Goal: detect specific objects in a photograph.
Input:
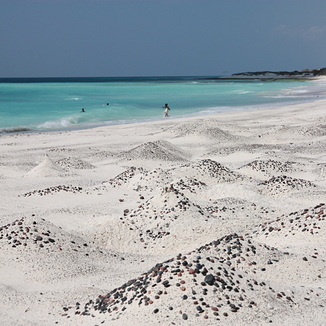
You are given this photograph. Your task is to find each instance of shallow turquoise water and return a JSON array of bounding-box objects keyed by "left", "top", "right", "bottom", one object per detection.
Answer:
[{"left": 0, "top": 76, "right": 324, "bottom": 132}]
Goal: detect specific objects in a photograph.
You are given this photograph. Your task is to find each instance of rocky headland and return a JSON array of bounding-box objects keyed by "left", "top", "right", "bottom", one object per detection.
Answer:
[{"left": 224, "top": 67, "right": 326, "bottom": 79}]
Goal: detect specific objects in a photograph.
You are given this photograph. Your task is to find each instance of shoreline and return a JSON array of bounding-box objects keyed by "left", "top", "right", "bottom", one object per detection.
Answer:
[{"left": 0, "top": 98, "right": 325, "bottom": 325}]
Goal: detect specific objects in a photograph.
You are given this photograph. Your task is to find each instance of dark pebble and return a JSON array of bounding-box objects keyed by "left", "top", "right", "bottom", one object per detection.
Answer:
[{"left": 204, "top": 274, "right": 215, "bottom": 285}]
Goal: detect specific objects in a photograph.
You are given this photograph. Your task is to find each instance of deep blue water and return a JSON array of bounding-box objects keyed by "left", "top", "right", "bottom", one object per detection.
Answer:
[{"left": 0, "top": 76, "right": 325, "bottom": 133}]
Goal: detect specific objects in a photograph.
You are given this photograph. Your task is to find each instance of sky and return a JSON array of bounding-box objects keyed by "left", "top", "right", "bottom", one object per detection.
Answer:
[{"left": 1, "top": 0, "right": 326, "bottom": 77}]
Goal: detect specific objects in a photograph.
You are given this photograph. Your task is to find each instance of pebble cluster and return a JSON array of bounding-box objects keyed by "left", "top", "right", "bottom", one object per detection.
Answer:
[
  {"left": 209, "top": 144, "right": 276, "bottom": 156},
  {"left": 119, "top": 183, "right": 208, "bottom": 250},
  {"left": 0, "top": 216, "right": 88, "bottom": 251},
  {"left": 172, "top": 177, "right": 207, "bottom": 194},
  {"left": 176, "top": 159, "right": 243, "bottom": 184},
  {"left": 258, "top": 175, "right": 317, "bottom": 195},
  {"left": 55, "top": 157, "right": 95, "bottom": 170},
  {"left": 241, "top": 159, "right": 296, "bottom": 176},
  {"left": 106, "top": 166, "right": 145, "bottom": 188},
  {"left": 48, "top": 148, "right": 75, "bottom": 153},
  {"left": 99, "top": 159, "right": 242, "bottom": 194},
  {"left": 131, "top": 168, "right": 172, "bottom": 192},
  {"left": 19, "top": 185, "right": 83, "bottom": 197},
  {"left": 253, "top": 203, "right": 325, "bottom": 238},
  {"left": 203, "top": 201, "right": 275, "bottom": 219}
]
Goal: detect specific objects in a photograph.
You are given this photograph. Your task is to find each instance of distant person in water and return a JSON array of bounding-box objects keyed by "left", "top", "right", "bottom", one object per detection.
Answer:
[
  {"left": 163, "top": 103, "right": 170, "bottom": 117},
  {"left": 107, "top": 103, "right": 109, "bottom": 105},
  {"left": 80, "top": 108, "right": 85, "bottom": 113}
]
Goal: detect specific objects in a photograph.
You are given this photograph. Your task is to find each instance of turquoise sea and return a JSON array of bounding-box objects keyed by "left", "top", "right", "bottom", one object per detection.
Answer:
[{"left": 0, "top": 76, "right": 325, "bottom": 133}]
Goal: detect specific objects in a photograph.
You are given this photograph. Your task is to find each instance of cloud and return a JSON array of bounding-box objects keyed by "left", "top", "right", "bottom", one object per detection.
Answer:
[{"left": 274, "top": 24, "right": 326, "bottom": 40}]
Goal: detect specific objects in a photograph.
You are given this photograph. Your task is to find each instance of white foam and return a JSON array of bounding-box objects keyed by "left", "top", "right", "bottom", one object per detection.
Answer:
[
  {"left": 37, "top": 116, "right": 79, "bottom": 129},
  {"left": 66, "top": 97, "right": 83, "bottom": 101},
  {"left": 237, "top": 90, "right": 255, "bottom": 94}
]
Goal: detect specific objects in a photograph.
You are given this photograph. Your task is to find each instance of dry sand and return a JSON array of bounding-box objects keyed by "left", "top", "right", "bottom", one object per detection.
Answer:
[{"left": 0, "top": 98, "right": 325, "bottom": 326}]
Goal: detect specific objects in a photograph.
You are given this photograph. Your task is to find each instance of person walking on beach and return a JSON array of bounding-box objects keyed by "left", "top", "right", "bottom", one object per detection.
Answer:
[{"left": 163, "top": 103, "right": 170, "bottom": 117}]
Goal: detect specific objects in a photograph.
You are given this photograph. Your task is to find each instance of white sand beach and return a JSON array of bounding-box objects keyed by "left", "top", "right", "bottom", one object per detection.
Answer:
[{"left": 0, "top": 97, "right": 325, "bottom": 326}]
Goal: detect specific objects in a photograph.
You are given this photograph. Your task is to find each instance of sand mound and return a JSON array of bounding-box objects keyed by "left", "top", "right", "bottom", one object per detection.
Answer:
[
  {"left": 203, "top": 197, "right": 279, "bottom": 220},
  {"left": 0, "top": 215, "right": 121, "bottom": 282},
  {"left": 249, "top": 203, "right": 326, "bottom": 291},
  {"left": 252, "top": 203, "right": 325, "bottom": 245},
  {"left": 258, "top": 175, "right": 317, "bottom": 196},
  {"left": 120, "top": 140, "right": 188, "bottom": 161},
  {"left": 24, "top": 155, "right": 67, "bottom": 178},
  {"left": 91, "top": 166, "right": 148, "bottom": 193},
  {"left": 258, "top": 124, "right": 326, "bottom": 141},
  {"left": 97, "top": 184, "right": 216, "bottom": 255},
  {"left": 170, "top": 119, "right": 239, "bottom": 142},
  {"left": 55, "top": 157, "right": 95, "bottom": 170},
  {"left": 128, "top": 167, "right": 173, "bottom": 192},
  {"left": 172, "top": 159, "right": 243, "bottom": 185},
  {"left": 103, "top": 166, "right": 146, "bottom": 187},
  {"left": 70, "top": 230, "right": 325, "bottom": 325},
  {"left": 239, "top": 159, "right": 298, "bottom": 178}
]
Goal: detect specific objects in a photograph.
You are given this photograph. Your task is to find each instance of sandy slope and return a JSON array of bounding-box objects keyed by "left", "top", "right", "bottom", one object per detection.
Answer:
[{"left": 0, "top": 98, "right": 325, "bottom": 325}]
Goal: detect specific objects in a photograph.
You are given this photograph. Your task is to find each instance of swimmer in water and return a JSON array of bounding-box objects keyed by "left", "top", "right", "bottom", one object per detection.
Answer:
[{"left": 163, "top": 103, "right": 170, "bottom": 117}]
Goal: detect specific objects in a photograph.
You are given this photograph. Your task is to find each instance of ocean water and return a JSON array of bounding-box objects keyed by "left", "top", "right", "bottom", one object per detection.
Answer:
[{"left": 0, "top": 76, "right": 325, "bottom": 133}]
